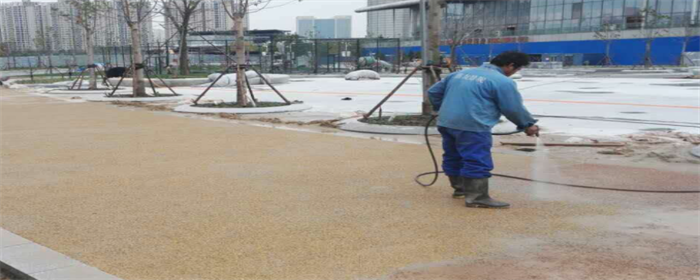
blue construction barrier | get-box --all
[362,36,700,66]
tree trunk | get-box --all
[48,51,53,74]
[234,16,248,106]
[605,41,611,65]
[644,39,652,69]
[680,38,688,66]
[178,28,190,75]
[421,0,442,116]
[130,24,147,97]
[86,33,97,89]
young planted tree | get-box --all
[119,0,157,96]
[55,0,108,89]
[594,22,621,66]
[222,0,300,106]
[160,0,203,75]
[34,21,59,74]
[221,0,253,106]
[638,8,670,69]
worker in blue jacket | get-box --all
[428,51,539,209]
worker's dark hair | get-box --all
[490,51,530,69]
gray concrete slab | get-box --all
[30,264,122,280]
[0,230,32,248]
[0,228,122,280]
[0,242,78,275]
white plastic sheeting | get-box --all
[345,70,381,81]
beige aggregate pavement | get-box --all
[1,88,698,280]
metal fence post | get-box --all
[314,39,318,74]
[270,36,275,73]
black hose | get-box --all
[533,114,700,129]
[415,115,700,194]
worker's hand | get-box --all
[525,125,540,137]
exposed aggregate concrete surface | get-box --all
[1,88,698,280]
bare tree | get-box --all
[160,0,203,75]
[119,0,157,96]
[443,3,484,71]
[222,0,253,106]
[54,0,108,89]
[218,0,301,106]
[34,19,59,74]
[637,8,670,69]
[594,22,621,66]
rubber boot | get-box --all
[463,178,510,209]
[448,176,464,198]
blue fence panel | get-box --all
[362,36,700,66]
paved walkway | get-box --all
[1,88,698,280]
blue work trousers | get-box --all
[438,126,494,179]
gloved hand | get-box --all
[525,125,540,137]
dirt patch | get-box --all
[110,101,171,111]
[215,113,343,128]
[360,115,436,127]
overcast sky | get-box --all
[249,0,368,37]
[3,0,369,37]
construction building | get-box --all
[358,0,700,65]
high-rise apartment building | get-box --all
[0,0,60,51]
[0,0,153,52]
[295,16,352,38]
[162,0,249,44]
[296,16,315,38]
[334,16,352,38]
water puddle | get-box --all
[619,111,647,114]
[557,90,615,94]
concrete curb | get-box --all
[338,117,439,135]
[691,146,700,159]
[84,95,187,102]
[0,228,122,280]
[108,78,209,87]
[46,89,130,95]
[173,103,312,114]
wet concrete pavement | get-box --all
[1,88,698,280]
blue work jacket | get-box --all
[428,64,537,132]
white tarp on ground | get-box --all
[345,70,381,81]
[206,71,290,87]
